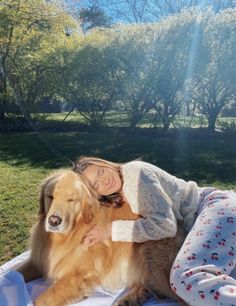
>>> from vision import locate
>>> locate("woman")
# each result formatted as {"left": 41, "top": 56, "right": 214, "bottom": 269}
{"left": 73, "top": 156, "right": 236, "bottom": 306}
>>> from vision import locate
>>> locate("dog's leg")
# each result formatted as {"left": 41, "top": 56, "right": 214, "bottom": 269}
{"left": 145, "top": 272, "right": 189, "bottom": 306}
{"left": 113, "top": 284, "right": 151, "bottom": 306}
{"left": 16, "top": 259, "right": 42, "bottom": 282}
{"left": 133, "top": 244, "right": 188, "bottom": 306}
{"left": 147, "top": 284, "right": 188, "bottom": 306}
{"left": 34, "top": 272, "right": 98, "bottom": 306}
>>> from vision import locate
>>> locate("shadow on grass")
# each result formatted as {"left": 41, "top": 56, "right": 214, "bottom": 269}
{"left": 0, "top": 129, "right": 236, "bottom": 186}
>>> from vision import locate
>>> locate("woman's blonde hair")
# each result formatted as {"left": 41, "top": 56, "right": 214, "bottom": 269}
{"left": 73, "top": 156, "right": 122, "bottom": 173}
{"left": 72, "top": 156, "right": 124, "bottom": 208}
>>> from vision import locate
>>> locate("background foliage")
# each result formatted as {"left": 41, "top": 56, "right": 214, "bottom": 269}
{"left": 0, "top": 0, "right": 235, "bottom": 132}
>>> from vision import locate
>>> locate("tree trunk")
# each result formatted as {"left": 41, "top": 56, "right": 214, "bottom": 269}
{"left": 207, "top": 113, "right": 217, "bottom": 133}
{"left": 0, "top": 82, "right": 7, "bottom": 122}
{"left": 130, "top": 113, "right": 142, "bottom": 128}
{"left": 163, "top": 118, "right": 170, "bottom": 130}
{"left": 162, "top": 103, "right": 170, "bottom": 130}
{"left": 0, "top": 56, "right": 7, "bottom": 122}
{"left": 0, "top": 111, "right": 5, "bottom": 121}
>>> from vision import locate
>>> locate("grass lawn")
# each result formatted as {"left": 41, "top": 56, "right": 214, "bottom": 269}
{"left": 0, "top": 129, "right": 236, "bottom": 265}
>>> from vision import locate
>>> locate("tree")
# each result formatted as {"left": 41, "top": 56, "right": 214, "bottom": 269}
{"left": 99, "top": 0, "right": 236, "bottom": 24}
{"left": 79, "top": 1, "right": 112, "bottom": 33}
{"left": 106, "top": 17, "right": 199, "bottom": 130}
{"left": 0, "top": 0, "right": 77, "bottom": 120}
{"left": 63, "top": 30, "right": 123, "bottom": 126}
{"left": 148, "top": 0, "right": 236, "bottom": 20}
{"left": 113, "top": 26, "right": 159, "bottom": 128}
{"left": 191, "top": 9, "right": 236, "bottom": 132}
{"left": 150, "top": 13, "right": 201, "bottom": 129}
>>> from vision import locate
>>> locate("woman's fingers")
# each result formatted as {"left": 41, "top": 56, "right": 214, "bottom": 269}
{"left": 83, "top": 234, "right": 96, "bottom": 246}
{"left": 82, "top": 223, "right": 112, "bottom": 246}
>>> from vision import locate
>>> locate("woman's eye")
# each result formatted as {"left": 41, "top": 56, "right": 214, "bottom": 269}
{"left": 99, "top": 168, "right": 104, "bottom": 176}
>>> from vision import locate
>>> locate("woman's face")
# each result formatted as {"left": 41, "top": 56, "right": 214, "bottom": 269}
{"left": 82, "top": 164, "right": 122, "bottom": 196}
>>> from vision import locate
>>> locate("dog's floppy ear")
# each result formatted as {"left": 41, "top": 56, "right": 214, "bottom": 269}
{"left": 38, "top": 172, "right": 59, "bottom": 216}
{"left": 82, "top": 205, "right": 94, "bottom": 224}
{"left": 81, "top": 186, "right": 99, "bottom": 224}
{"left": 38, "top": 178, "right": 47, "bottom": 216}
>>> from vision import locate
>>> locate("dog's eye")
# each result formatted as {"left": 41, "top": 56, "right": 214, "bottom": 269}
{"left": 47, "top": 195, "right": 53, "bottom": 200}
{"left": 67, "top": 199, "right": 75, "bottom": 204}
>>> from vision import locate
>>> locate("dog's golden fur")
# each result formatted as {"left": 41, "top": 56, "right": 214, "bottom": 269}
{"left": 17, "top": 170, "right": 187, "bottom": 306}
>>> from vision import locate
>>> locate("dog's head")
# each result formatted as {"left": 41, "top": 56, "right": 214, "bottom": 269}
{"left": 39, "top": 170, "right": 98, "bottom": 234}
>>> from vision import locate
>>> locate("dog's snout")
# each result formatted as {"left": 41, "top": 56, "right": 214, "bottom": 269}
{"left": 48, "top": 215, "right": 62, "bottom": 227}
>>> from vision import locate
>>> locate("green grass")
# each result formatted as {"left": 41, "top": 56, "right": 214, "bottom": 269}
{"left": 0, "top": 129, "right": 236, "bottom": 265}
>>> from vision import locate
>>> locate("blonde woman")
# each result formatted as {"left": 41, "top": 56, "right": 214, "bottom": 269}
{"left": 73, "top": 156, "right": 236, "bottom": 306}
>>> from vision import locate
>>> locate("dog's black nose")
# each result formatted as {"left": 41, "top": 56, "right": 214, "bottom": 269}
{"left": 48, "top": 215, "right": 62, "bottom": 227}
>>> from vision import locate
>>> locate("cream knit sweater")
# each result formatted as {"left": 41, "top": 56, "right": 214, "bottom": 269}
{"left": 111, "top": 160, "right": 199, "bottom": 242}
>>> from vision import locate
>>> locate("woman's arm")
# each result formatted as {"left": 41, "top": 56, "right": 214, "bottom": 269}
{"left": 83, "top": 163, "right": 178, "bottom": 245}
{"left": 112, "top": 164, "right": 177, "bottom": 242}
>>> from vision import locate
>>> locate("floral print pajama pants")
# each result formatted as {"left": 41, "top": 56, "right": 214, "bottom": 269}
{"left": 170, "top": 188, "right": 236, "bottom": 306}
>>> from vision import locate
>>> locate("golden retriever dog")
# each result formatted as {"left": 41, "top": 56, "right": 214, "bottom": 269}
{"left": 17, "top": 170, "right": 187, "bottom": 306}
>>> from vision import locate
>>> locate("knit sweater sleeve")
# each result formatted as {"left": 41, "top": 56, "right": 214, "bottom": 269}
{"left": 111, "top": 162, "right": 177, "bottom": 242}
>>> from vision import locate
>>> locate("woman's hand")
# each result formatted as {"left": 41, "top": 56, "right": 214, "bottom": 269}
{"left": 83, "top": 223, "right": 112, "bottom": 246}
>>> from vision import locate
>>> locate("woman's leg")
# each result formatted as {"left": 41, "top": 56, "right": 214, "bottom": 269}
{"left": 170, "top": 189, "right": 236, "bottom": 306}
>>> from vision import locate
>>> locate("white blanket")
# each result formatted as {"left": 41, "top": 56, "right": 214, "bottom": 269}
{"left": 0, "top": 251, "right": 179, "bottom": 306}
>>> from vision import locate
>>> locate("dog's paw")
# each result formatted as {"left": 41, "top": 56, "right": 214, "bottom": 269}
{"left": 113, "top": 299, "right": 132, "bottom": 306}
{"left": 114, "top": 287, "right": 151, "bottom": 306}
